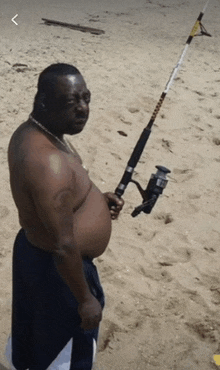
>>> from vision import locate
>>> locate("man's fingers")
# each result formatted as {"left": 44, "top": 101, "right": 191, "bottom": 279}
{"left": 107, "top": 193, "right": 124, "bottom": 206}
{"left": 110, "top": 203, "right": 123, "bottom": 211}
{"left": 118, "top": 199, "right": 124, "bottom": 205}
{"left": 78, "top": 295, "right": 102, "bottom": 330}
{"left": 110, "top": 205, "right": 116, "bottom": 211}
{"left": 105, "top": 192, "right": 124, "bottom": 220}
{"left": 110, "top": 212, "right": 118, "bottom": 220}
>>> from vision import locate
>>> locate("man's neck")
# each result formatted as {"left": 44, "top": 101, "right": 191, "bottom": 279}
{"left": 31, "top": 112, "right": 64, "bottom": 141}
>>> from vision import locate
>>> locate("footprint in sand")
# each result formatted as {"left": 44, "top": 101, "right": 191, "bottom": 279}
{"left": 113, "top": 291, "right": 157, "bottom": 330}
{"left": 185, "top": 317, "right": 218, "bottom": 343}
{"left": 164, "top": 296, "right": 187, "bottom": 316}
{"left": 157, "top": 247, "right": 192, "bottom": 267}
{"left": 153, "top": 212, "right": 174, "bottom": 224}
{"left": 173, "top": 167, "right": 195, "bottom": 183}
{"left": 144, "top": 242, "right": 191, "bottom": 268}
{"left": 161, "top": 138, "right": 173, "bottom": 153}
{"left": 199, "top": 274, "right": 220, "bottom": 305}
{"left": 110, "top": 152, "right": 122, "bottom": 160}
{"left": 127, "top": 107, "right": 140, "bottom": 114}
{"left": 137, "top": 265, "right": 173, "bottom": 283}
{"left": 0, "top": 205, "right": 10, "bottom": 219}
{"left": 210, "top": 287, "right": 220, "bottom": 305}
{"left": 213, "top": 137, "right": 220, "bottom": 146}
{"left": 187, "top": 193, "right": 201, "bottom": 200}
{"left": 98, "top": 319, "right": 124, "bottom": 352}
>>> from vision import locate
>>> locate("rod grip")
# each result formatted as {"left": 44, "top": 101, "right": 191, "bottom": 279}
{"left": 127, "top": 128, "right": 151, "bottom": 168}
{"left": 114, "top": 128, "right": 151, "bottom": 197}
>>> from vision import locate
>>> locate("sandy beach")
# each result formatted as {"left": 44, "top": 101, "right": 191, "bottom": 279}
{"left": 1, "top": 0, "right": 220, "bottom": 369}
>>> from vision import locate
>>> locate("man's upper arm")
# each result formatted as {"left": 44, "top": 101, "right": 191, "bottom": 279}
{"left": 27, "top": 153, "right": 78, "bottom": 246}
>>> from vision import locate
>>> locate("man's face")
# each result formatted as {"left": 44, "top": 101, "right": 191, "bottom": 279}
{"left": 50, "top": 73, "right": 91, "bottom": 135}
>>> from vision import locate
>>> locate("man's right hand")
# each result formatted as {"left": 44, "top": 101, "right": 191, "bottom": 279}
{"left": 78, "top": 294, "right": 103, "bottom": 330}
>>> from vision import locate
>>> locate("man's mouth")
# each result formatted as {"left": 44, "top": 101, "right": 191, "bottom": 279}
{"left": 75, "top": 116, "right": 87, "bottom": 124}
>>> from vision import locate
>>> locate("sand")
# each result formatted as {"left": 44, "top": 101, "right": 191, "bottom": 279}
{"left": 1, "top": 0, "right": 220, "bottom": 369}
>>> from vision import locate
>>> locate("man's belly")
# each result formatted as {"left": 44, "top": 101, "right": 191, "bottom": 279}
{"left": 21, "top": 185, "right": 112, "bottom": 259}
{"left": 72, "top": 186, "right": 112, "bottom": 258}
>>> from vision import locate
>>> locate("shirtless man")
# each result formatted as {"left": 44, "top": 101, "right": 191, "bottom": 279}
{"left": 6, "top": 63, "right": 124, "bottom": 370}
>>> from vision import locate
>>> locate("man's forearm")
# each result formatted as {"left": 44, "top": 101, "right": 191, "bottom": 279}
{"left": 53, "top": 245, "right": 92, "bottom": 304}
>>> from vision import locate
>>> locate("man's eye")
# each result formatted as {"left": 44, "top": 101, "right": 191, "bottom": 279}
{"left": 66, "top": 99, "right": 75, "bottom": 106}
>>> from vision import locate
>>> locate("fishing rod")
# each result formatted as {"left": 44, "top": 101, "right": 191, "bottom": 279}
{"left": 114, "top": 0, "right": 211, "bottom": 217}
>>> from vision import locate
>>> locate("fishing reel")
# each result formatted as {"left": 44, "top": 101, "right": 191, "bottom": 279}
{"left": 130, "top": 165, "right": 171, "bottom": 217}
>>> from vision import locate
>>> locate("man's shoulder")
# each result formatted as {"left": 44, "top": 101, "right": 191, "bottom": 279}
{"left": 10, "top": 124, "right": 71, "bottom": 178}
{"left": 10, "top": 123, "right": 61, "bottom": 161}
{"left": 9, "top": 122, "right": 28, "bottom": 147}
{"left": 9, "top": 121, "right": 39, "bottom": 155}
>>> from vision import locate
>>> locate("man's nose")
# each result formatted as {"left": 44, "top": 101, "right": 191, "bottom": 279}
{"left": 77, "top": 99, "right": 88, "bottom": 112}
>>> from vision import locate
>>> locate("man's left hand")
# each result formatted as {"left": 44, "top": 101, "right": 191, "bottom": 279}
{"left": 103, "top": 192, "right": 124, "bottom": 220}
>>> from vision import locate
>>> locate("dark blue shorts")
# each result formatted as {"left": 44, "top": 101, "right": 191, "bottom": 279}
{"left": 8, "top": 229, "right": 105, "bottom": 370}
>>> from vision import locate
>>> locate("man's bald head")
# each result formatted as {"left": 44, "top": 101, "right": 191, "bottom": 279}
{"left": 33, "top": 63, "right": 82, "bottom": 115}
